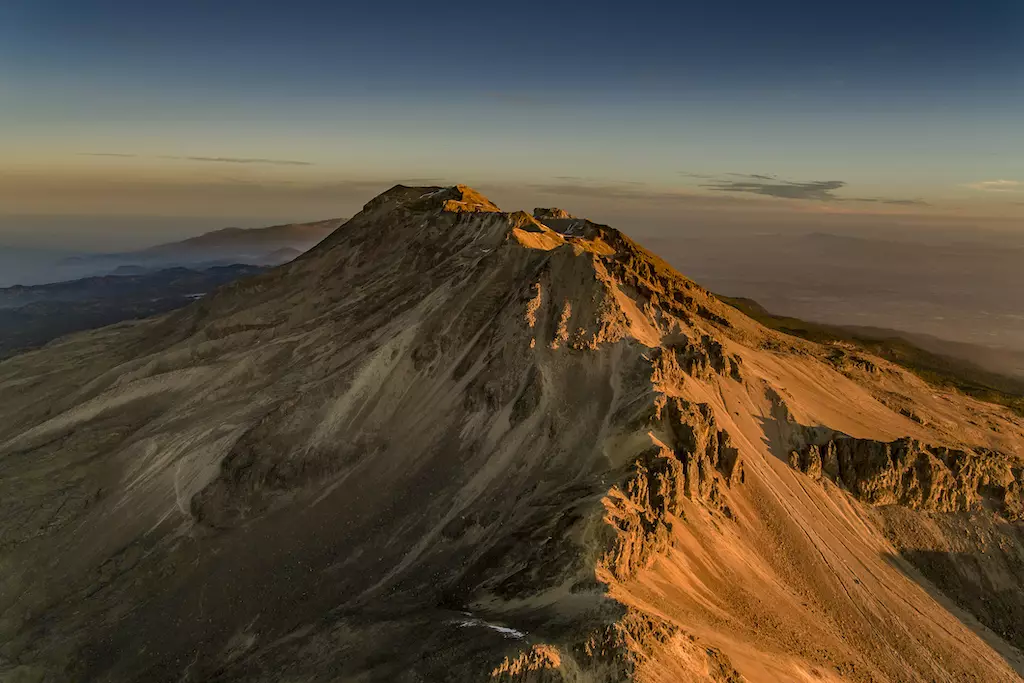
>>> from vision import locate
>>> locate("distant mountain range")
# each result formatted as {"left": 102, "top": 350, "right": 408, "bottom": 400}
{"left": 0, "top": 264, "right": 268, "bottom": 359}
{"left": 58, "top": 218, "right": 342, "bottom": 274}
{"left": 0, "top": 218, "right": 342, "bottom": 287}
{"left": 0, "top": 218, "right": 340, "bottom": 357}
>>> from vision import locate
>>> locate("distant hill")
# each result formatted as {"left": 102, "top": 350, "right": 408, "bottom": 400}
{"left": 0, "top": 264, "right": 267, "bottom": 359}
{"left": 133, "top": 219, "right": 341, "bottom": 259}
{"left": 58, "top": 218, "right": 343, "bottom": 274}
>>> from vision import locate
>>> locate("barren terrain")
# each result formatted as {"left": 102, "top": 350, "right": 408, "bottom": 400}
{"left": 1, "top": 185, "right": 1021, "bottom": 682}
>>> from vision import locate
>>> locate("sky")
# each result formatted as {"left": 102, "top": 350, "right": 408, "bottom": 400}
{"left": 1, "top": 0, "right": 1023, "bottom": 248}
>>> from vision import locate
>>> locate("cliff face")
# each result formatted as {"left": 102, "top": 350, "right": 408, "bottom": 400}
{"left": 1, "top": 185, "right": 1023, "bottom": 683}
{"left": 789, "top": 436, "right": 1022, "bottom": 519}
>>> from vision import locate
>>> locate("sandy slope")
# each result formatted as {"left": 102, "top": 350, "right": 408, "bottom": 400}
{"left": 0, "top": 185, "right": 1021, "bottom": 682}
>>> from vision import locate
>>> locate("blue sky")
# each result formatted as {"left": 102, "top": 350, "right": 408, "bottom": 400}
{"left": 1, "top": 0, "right": 1023, "bottom": 244}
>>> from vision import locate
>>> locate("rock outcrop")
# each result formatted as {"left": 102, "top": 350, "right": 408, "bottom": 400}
{"left": 791, "top": 436, "right": 1022, "bottom": 519}
{"left": 533, "top": 208, "right": 575, "bottom": 221}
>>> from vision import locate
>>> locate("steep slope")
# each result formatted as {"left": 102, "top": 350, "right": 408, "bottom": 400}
{"left": 1, "top": 185, "right": 1022, "bottom": 683}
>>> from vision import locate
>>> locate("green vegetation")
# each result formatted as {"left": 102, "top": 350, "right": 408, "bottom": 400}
{"left": 720, "top": 295, "right": 1024, "bottom": 417}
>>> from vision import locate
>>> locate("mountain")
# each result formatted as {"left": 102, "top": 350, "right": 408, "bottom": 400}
{"left": 0, "top": 264, "right": 268, "bottom": 360}
{"left": 1, "top": 185, "right": 1022, "bottom": 682}
{"left": 131, "top": 220, "right": 340, "bottom": 260}
{"left": 57, "top": 218, "right": 342, "bottom": 274}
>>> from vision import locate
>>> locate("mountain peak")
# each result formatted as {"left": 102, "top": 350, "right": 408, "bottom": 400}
{"left": 533, "top": 207, "right": 575, "bottom": 220}
{"left": 362, "top": 184, "right": 501, "bottom": 215}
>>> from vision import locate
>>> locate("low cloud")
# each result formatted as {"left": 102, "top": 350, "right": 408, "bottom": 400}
{"left": 680, "top": 172, "right": 778, "bottom": 181}
{"left": 79, "top": 152, "right": 314, "bottom": 166}
{"left": 851, "top": 197, "right": 928, "bottom": 206}
{"left": 966, "top": 179, "right": 1023, "bottom": 192}
{"left": 526, "top": 182, "right": 699, "bottom": 202}
{"left": 724, "top": 172, "right": 778, "bottom": 181}
{"left": 705, "top": 178, "right": 846, "bottom": 201}
{"left": 697, "top": 174, "right": 927, "bottom": 205}
{"left": 508, "top": 179, "right": 818, "bottom": 214}
{"left": 514, "top": 176, "right": 930, "bottom": 210}
{"left": 158, "top": 155, "right": 314, "bottom": 166}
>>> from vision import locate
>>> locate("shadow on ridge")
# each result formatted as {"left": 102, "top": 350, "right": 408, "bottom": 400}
{"left": 881, "top": 519, "right": 1024, "bottom": 677}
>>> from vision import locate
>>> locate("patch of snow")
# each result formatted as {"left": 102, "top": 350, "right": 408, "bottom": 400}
{"left": 449, "top": 614, "right": 526, "bottom": 639}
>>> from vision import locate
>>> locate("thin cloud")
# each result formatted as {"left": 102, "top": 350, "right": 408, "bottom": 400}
{"left": 527, "top": 182, "right": 695, "bottom": 202}
{"left": 551, "top": 175, "right": 646, "bottom": 186}
{"left": 79, "top": 152, "right": 314, "bottom": 166}
{"left": 724, "top": 172, "right": 778, "bottom": 180}
{"left": 521, "top": 178, "right": 929, "bottom": 209}
{"left": 704, "top": 178, "right": 847, "bottom": 201}
{"left": 680, "top": 171, "right": 779, "bottom": 181}
{"left": 158, "top": 155, "right": 313, "bottom": 166}
{"left": 966, "top": 179, "right": 1022, "bottom": 192}
{"left": 701, "top": 176, "right": 927, "bottom": 205}
{"left": 515, "top": 180, "right": 797, "bottom": 212}
{"left": 850, "top": 197, "right": 928, "bottom": 206}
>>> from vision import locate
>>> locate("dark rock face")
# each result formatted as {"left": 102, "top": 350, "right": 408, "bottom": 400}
{"left": 791, "top": 437, "right": 1022, "bottom": 519}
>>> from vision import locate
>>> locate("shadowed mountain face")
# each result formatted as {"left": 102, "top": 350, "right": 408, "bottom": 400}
{"left": 1, "top": 186, "right": 1023, "bottom": 682}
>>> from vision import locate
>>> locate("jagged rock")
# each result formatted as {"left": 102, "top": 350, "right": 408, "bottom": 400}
{"left": 793, "top": 437, "right": 1022, "bottom": 519}
{"left": 533, "top": 208, "right": 576, "bottom": 221}
{"left": 655, "top": 334, "right": 743, "bottom": 383}
{"left": 601, "top": 396, "right": 741, "bottom": 581}
{"left": 491, "top": 645, "right": 563, "bottom": 681}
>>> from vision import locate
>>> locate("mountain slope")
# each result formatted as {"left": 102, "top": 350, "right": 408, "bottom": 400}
{"left": 1, "top": 185, "right": 1022, "bottom": 682}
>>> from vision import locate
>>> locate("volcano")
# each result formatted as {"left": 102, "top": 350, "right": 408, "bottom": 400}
{"left": 1, "top": 185, "right": 1022, "bottom": 682}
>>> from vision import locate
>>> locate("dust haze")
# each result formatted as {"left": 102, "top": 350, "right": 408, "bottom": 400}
{"left": 5, "top": 191, "right": 1022, "bottom": 377}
